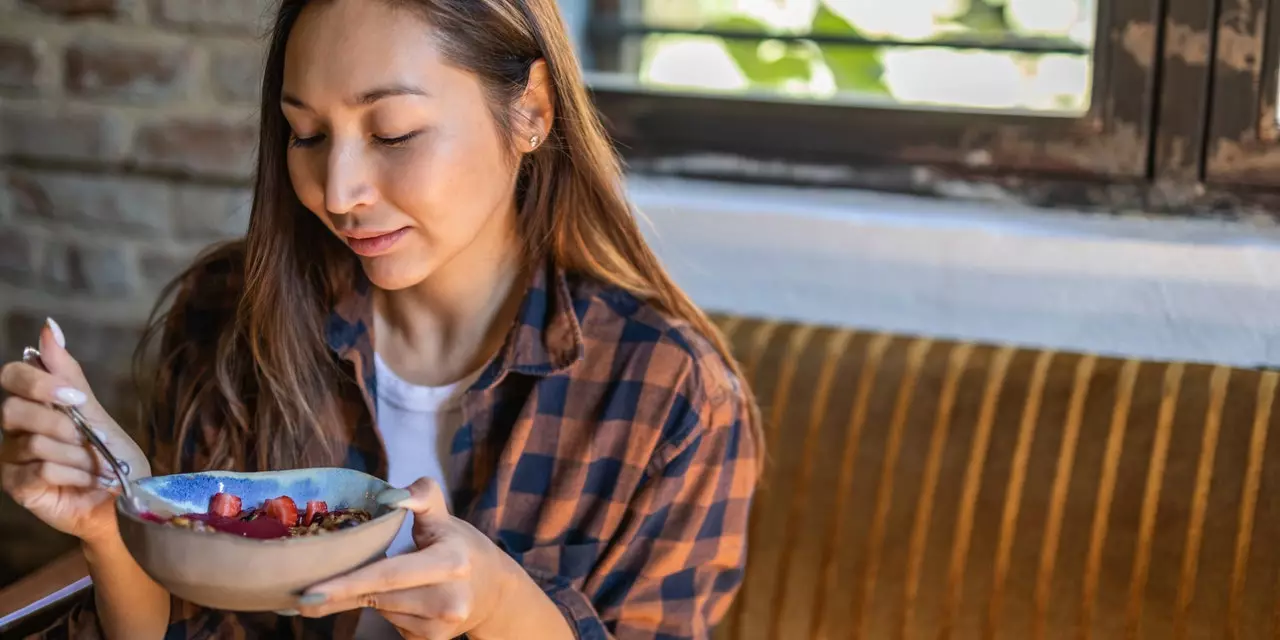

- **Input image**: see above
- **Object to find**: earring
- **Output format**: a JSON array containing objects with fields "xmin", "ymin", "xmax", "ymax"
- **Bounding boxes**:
[{"xmin": 529, "ymin": 134, "xmax": 540, "ymax": 149}]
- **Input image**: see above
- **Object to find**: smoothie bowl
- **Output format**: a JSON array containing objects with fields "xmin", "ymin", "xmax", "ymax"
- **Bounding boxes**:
[{"xmin": 115, "ymin": 467, "xmax": 408, "ymax": 612}]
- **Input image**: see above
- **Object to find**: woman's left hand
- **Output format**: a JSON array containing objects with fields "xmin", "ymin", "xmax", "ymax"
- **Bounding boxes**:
[{"xmin": 296, "ymin": 477, "xmax": 510, "ymax": 639}]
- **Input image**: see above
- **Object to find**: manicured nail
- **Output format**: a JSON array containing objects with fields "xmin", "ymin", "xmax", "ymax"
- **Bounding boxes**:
[
  {"xmin": 298, "ymin": 593, "xmax": 328, "ymax": 606},
  {"xmin": 274, "ymin": 609, "xmax": 300, "ymax": 617},
  {"xmin": 375, "ymin": 488, "xmax": 410, "ymax": 508},
  {"xmin": 89, "ymin": 427, "xmax": 109, "ymax": 445},
  {"xmin": 46, "ymin": 318, "xmax": 66, "ymax": 349},
  {"xmin": 54, "ymin": 387, "xmax": 87, "ymax": 406}
]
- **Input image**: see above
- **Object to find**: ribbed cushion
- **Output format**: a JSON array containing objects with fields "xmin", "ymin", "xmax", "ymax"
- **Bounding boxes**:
[{"xmin": 712, "ymin": 316, "xmax": 1280, "ymax": 640}]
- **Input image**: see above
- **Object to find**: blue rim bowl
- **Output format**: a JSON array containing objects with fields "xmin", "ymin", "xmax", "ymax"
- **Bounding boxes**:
[{"xmin": 115, "ymin": 467, "xmax": 407, "ymax": 612}]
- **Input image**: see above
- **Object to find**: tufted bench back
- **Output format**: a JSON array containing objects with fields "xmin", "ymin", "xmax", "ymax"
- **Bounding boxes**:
[{"xmin": 712, "ymin": 316, "xmax": 1280, "ymax": 640}]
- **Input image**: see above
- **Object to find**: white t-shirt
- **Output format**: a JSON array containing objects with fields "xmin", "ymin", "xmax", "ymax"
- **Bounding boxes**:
[{"xmin": 354, "ymin": 353, "xmax": 471, "ymax": 639}]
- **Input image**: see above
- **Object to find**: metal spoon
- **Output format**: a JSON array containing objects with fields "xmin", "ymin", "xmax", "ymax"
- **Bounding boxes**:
[{"xmin": 21, "ymin": 347, "xmax": 142, "ymax": 512}]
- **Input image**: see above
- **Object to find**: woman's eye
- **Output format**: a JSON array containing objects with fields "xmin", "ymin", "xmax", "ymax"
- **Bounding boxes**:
[
  {"xmin": 289, "ymin": 133, "xmax": 325, "ymax": 149},
  {"xmin": 373, "ymin": 131, "xmax": 420, "ymax": 147},
  {"xmin": 287, "ymin": 131, "xmax": 419, "ymax": 148}
]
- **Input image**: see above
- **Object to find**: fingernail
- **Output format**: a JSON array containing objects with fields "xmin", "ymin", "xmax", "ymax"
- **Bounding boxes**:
[
  {"xmin": 54, "ymin": 387, "xmax": 87, "ymax": 406},
  {"xmin": 46, "ymin": 318, "xmax": 66, "ymax": 349},
  {"xmin": 297, "ymin": 593, "xmax": 328, "ymax": 606},
  {"xmin": 375, "ymin": 488, "xmax": 410, "ymax": 508},
  {"xmin": 274, "ymin": 609, "xmax": 300, "ymax": 617},
  {"xmin": 90, "ymin": 427, "xmax": 109, "ymax": 445}
]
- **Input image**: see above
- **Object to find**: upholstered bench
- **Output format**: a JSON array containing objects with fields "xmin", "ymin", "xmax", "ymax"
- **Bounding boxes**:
[
  {"xmin": 711, "ymin": 316, "xmax": 1280, "ymax": 640},
  {"xmin": 4, "ymin": 315, "xmax": 1279, "ymax": 639}
]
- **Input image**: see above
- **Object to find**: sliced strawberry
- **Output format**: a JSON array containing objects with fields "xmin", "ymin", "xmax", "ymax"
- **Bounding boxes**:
[
  {"xmin": 303, "ymin": 500, "xmax": 328, "ymax": 526},
  {"xmin": 208, "ymin": 492, "xmax": 242, "ymax": 519},
  {"xmin": 262, "ymin": 496, "xmax": 299, "ymax": 526}
]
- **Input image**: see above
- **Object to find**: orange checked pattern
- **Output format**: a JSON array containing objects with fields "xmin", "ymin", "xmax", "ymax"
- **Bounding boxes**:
[{"xmin": 33, "ymin": 246, "xmax": 758, "ymax": 640}]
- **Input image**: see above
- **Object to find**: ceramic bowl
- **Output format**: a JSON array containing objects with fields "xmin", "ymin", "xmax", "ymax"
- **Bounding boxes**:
[{"xmin": 115, "ymin": 467, "xmax": 407, "ymax": 612}]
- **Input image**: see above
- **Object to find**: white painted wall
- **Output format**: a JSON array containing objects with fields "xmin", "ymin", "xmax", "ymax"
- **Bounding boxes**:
[{"xmin": 628, "ymin": 175, "xmax": 1280, "ymax": 368}]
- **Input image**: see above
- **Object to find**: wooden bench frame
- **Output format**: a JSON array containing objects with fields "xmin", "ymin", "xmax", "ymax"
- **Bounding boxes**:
[{"xmin": 0, "ymin": 551, "xmax": 90, "ymax": 634}]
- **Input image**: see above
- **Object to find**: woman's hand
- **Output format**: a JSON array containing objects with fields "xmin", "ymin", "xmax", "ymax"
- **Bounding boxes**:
[
  {"xmin": 0, "ymin": 319, "xmax": 150, "ymax": 546},
  {"xmin": 296, "ymin": 477, "xmax": 524, "ymax": 639}
]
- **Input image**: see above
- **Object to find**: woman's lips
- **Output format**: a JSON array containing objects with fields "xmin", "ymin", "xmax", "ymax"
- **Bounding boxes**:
[{"xmin": 342, "ymin": 228, "xmax": 410, "ymax": 256}]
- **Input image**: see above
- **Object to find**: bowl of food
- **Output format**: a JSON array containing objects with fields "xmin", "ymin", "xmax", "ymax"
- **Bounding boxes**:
[{"xmin": 115, "ymin": 467, "xmax": 408, "ymax": 612}]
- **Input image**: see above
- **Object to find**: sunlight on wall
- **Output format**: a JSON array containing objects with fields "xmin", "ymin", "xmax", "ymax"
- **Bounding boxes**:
[
  {"xmin": 736, "ymin": 0, "xmax": 823, "ymax": 32},
  {"xmin": 1008, "ymin": 0, "xmax": 1095, "ymax": 44},
  {"xmin": 641, "ymin": 37, "xmax": 749, "ymax": 91},
  {"xmin": 881, "ymin": 49, "xmax": 1090, "ymax": 110},
  {"xmin": 823, "ymin": 0, "xmax": 966, "ymax": 39}
]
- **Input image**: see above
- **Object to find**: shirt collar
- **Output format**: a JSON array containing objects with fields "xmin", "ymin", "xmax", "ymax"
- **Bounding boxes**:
[{"xmin": 324, "ymin": 256, "xmax": 585, "ymax": 394}]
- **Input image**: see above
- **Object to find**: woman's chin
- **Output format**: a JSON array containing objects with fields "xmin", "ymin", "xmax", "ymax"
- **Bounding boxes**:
[{"xmin": 357, "ymin": 256, "xmax": 432, "ymax": 292}]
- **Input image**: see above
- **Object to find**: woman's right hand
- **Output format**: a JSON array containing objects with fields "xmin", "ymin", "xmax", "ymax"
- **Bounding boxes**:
[{"xmin": 0, "ymin": 319, "xmax": 150, "ymax": 546}]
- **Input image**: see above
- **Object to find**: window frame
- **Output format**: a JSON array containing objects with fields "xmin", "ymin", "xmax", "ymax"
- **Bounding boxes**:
[
  {"xmin": 582, "ymin": 0, "xmax": 1164, "ymax": 182},
  {"xmin": 1151, "ymin": 0, "xmax": 1217, "ymax": 183},
  {"xmin": 1203, "ymin": 0, "xmax": 1280, "ymax": 186}
]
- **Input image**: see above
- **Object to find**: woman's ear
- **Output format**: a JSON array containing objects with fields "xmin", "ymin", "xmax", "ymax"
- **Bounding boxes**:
[{"xmin": 517, "ymin": 59, "xmax": 554, "ymax": 152}]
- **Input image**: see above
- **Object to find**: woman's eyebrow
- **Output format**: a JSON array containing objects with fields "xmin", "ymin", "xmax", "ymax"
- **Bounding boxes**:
[{"xmin": 281, "ymin": 84, "xmax": 432, "ymax": 110}]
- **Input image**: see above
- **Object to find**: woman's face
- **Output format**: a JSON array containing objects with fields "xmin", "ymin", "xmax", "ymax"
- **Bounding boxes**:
[{"xmin": 281, "ymin": 0, "xmax": 532, "ymax": 291}]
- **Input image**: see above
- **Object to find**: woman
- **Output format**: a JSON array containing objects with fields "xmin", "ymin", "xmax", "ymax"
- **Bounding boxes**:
[{"xmin": 0, "ymin": 0, "xmax": 761, "ymax": 638}]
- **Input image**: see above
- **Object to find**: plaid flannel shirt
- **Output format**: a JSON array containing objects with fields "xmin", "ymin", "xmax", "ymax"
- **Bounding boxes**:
[{"xmin": 34, "ymin": 250, "xmax": 758, "ymax": 639}]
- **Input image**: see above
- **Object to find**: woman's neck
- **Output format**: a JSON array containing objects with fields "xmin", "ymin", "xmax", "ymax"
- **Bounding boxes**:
[{"xmin": 372, "ymin": 210, "xmax": 527, "ymax": 387}]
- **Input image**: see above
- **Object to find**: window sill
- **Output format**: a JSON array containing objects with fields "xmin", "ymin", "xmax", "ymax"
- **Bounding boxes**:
[{"xmin": 627, "ymin": 174, "xmax": 1280, "ymax": 368}]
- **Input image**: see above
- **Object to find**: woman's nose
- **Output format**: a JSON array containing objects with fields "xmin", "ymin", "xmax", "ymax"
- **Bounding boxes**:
[{"xmin": 324, "ymin": 145, "xmax": 377, "ymax": 215}]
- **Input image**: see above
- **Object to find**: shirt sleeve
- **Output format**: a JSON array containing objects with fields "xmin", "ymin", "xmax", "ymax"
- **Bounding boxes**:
[{"xmin": 520, "ymin": 372, "xmax": 760, "ymax": 640}]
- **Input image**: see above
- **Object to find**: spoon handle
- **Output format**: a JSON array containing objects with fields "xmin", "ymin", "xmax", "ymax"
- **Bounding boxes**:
[{"xmin": 21, "ymin": 347, "xmax": 137, "ymax": 504}]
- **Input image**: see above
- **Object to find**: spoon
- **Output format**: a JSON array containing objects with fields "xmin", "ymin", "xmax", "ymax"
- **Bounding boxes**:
[{"xmin": 22, "ymin": 347, "xmax": 143, "ymax": 513}]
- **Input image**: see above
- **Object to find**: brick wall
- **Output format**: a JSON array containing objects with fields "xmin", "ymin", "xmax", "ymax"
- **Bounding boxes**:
[{"xmin": 0, "ymin": 0, "xmax": 271, "ymax": 586}]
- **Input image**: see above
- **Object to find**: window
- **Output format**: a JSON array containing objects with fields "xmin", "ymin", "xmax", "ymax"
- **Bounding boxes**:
[
  {"xmin": 578, "ymin": 0, "xmax": 1162, "ymax": 183},
  {"xmin": 594, "ymin": 0, "xmax": 1096, "ymax": 113}
]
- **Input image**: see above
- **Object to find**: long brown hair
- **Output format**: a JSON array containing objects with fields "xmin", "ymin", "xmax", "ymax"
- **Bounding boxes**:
[{"xmin": 136, "ymin": 0, "xmax": 763, "ymax": 476}]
